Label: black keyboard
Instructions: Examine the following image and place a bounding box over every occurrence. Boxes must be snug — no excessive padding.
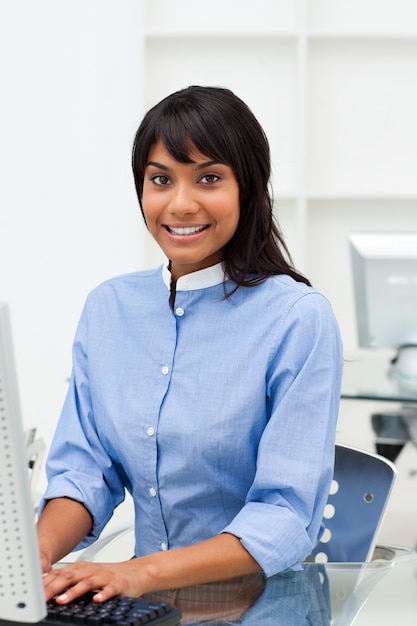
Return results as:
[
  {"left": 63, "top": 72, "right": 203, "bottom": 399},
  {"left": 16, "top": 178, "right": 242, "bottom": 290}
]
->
[{"left": 43, "top": 593, "right": 182, "bottom": 626}]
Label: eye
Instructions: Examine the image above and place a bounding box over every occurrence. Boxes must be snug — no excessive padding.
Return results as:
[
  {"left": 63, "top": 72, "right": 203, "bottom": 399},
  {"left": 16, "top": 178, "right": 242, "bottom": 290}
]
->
[
  {"left": 151, "top": 174, "right": 171, "bottom": 186},
  {"left": 200, "top": 174, "right": 219, "bottom": 184}
]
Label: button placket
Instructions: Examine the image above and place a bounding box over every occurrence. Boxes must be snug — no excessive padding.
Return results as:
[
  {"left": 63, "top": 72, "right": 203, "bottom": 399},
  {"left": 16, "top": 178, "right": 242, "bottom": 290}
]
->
[{"left": 149, "top": 301, "right": 185, "bottom": 553}]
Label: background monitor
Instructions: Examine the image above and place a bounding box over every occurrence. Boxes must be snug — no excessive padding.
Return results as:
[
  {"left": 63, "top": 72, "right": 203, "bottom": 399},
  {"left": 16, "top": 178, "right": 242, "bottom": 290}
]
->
[
  {"left": 0, "top": 302, "right": 46, "bottom": 623},
  {"left": 349, "top": 232, "right": 417, "bottom": 351}
]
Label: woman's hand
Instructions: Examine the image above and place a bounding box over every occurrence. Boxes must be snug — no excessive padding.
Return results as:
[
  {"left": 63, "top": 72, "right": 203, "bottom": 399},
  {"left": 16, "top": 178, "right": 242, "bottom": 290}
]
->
[
  {"left": 43, "top": 560, "right": 144, "bottom": 604},
  {"left": 42, "top": 534, "right": 261, "bottom": 605}
]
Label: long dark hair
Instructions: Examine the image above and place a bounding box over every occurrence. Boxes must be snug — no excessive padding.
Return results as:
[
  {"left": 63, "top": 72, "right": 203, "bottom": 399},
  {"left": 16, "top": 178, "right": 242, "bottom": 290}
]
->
[{"left": 132, "top": 86, "right": 311, "bottom": 290}]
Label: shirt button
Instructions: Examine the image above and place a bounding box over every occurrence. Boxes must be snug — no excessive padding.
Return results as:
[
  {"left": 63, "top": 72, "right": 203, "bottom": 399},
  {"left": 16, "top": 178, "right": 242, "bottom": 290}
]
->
[
  {"left": 175, "top": 307, "right": 184, "bottom": 317},
  {"left": 160, "top": 542, "right": 168, "bottom": 551},
  {"left": 146, "top": 426, "right": 155, "bottom": 436},
  {"left": 161, "top": 365, "right": 169, "bottom": 375},
  {"left": 149, "top": 487, "right": 157, "bottom": 497}
]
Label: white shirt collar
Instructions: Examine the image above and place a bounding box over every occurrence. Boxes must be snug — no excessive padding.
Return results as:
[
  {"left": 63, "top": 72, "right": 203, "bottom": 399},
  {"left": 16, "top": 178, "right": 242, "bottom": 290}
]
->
[{"left": 162, "top": 261, "right": 225, "bottom": 291}]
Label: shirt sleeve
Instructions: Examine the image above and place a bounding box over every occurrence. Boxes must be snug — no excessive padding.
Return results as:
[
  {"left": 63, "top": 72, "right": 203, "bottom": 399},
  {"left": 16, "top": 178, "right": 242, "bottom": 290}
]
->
[
  {"left": 38, "top": 296, "right": 126, "bottom": 549},
  {"left": 222, "top": 291, "right": 343, "bottom": 576}
]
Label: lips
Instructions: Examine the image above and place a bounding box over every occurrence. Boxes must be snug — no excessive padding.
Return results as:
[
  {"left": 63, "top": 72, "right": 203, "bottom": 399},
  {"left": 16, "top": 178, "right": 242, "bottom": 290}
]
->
[{"left": 165, "top": 225, "right": 209, "bottom": 236}]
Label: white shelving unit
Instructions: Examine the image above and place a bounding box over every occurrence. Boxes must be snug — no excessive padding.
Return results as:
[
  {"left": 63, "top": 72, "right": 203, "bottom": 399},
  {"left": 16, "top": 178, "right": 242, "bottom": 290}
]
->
[{"left": 139, "top": 0, "right": 417, "bottom": 350}]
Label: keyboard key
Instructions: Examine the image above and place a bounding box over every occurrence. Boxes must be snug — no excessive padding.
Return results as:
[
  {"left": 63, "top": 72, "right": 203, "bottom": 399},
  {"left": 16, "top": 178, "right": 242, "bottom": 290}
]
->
[{"left": 45, "top": 593, "right": 181, "bottom": 626}]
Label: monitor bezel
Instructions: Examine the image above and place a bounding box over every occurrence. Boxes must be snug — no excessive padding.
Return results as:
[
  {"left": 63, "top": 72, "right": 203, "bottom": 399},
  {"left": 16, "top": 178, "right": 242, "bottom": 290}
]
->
[
  {"left": 349, "top": 232, "right": 417, "bottom": 351},
  {"left": 0, "top": 302, "right": 46, "bottom": 623}
]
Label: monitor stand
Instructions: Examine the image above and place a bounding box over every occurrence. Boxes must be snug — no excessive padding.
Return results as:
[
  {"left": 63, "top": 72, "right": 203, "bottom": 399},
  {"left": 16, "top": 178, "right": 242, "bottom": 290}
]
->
[{"left": 388, "top": 344, "right": 417, "bottom": 396}]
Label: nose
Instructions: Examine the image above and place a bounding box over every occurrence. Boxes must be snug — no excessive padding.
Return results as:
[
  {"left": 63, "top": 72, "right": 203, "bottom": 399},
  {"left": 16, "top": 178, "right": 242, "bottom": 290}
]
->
[{"left": 168, "top": 182, "right": 200, "bottom": 216}]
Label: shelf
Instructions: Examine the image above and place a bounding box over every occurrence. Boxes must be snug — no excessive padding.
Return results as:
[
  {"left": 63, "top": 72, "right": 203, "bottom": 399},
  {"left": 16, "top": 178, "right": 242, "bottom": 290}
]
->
[
  {"left": 306, "top": 0, "right": 417, "bottom": 34},
  {"left": 306, "top": 194, "right": 417, "bottom": 202},
  {"left": 308, "top": 31, "right": 417, "bottom": 40},
  {"left": 306, "top": 39, "right": 417, "bottom": 195},
  {"left": 275, "top": 194, "right": 417, "bottom": 203},
  {"left": 144, "top": 29, "right": 298, "bottom": 40},
  {"left": 145, "top": 0, "right": 297, "bottom": 35},
  {"left": 144, "top": 29, "right": 417, "bottom": 41}
]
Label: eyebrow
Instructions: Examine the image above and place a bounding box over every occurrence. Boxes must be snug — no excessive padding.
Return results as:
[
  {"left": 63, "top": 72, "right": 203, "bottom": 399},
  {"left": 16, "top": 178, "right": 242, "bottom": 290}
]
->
[
  {"left": 146, "top": 159, "right": 222, "bottom": 171},
  {"left": 146, "top": 161, "right": 170, "bottom": 171}
]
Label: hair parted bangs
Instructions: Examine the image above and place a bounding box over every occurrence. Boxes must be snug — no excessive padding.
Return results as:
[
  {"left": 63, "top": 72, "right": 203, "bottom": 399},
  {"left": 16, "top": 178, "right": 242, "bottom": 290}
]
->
[{"left": 132, "top": 86, "right": 269, "bottom": 204}]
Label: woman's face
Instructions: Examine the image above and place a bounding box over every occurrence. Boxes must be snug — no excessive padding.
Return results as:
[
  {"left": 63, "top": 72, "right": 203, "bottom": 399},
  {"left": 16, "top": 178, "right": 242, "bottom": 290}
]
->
[{"left": 142, "top": 140, "right": 240, "bottom": 281}]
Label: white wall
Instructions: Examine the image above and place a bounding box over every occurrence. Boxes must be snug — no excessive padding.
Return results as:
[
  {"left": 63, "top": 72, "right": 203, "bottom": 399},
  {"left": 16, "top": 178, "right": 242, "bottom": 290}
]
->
[
  {"left": 1, "top": 1, "right": 417, "bottom": 525},
  {"left": 0, "top": 1, "right": 146, "bottom": 449}
]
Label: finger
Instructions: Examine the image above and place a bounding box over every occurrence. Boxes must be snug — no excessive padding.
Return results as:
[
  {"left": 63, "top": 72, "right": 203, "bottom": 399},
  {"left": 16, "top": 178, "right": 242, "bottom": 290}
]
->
[
  {"left": 54, "top": 578, "right": 102, "bottom": 605},
  {"left": 43, "top": 568, "right": 76, "bottom": 601},
  {"left": 43, "top": 565, "right": 93, "bottom": 601},
  {"left": 90, "top": 580, "right": 121, "bottom": 604},
  {"left": 50, "top": 567, "right": 120, "bottom": 605},
  {"left": 54, "top": 575, "right": 121, "bottom": 605}
]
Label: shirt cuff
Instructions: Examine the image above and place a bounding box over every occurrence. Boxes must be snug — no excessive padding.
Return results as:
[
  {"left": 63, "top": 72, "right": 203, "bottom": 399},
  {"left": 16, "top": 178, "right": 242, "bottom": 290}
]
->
[
  {"left": 38, "top": 477, "right": 117, "bottom": 550},
  {"left": 221, "top": 502, "right": 312, "bottom": 577}
]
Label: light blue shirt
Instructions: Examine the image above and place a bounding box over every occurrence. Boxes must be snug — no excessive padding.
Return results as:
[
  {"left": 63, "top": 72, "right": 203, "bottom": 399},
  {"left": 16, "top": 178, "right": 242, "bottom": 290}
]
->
[{"left": 41, "top": 263, "right": 343, "bottom": 577}]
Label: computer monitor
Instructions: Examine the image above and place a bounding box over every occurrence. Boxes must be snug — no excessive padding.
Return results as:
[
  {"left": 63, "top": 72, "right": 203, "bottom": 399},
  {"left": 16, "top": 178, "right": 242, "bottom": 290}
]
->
[
  {"left": 349, "top": 232, "right": 417, "bottom": 388},
  {"left": 0, "top": 302, "right": 46, "bottom": 623},
  {"left": 349, "top": 232, "right": 417, "bottom": 350}
]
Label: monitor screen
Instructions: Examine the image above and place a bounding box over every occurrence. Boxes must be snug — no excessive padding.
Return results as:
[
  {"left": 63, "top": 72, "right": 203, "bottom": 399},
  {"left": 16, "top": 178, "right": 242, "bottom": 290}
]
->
[
  {"left": 0, "top": 302, "right": 46, "bottom": 622},
  {"left": 349, "top": 232, "right": 417, "bottom": 351}
]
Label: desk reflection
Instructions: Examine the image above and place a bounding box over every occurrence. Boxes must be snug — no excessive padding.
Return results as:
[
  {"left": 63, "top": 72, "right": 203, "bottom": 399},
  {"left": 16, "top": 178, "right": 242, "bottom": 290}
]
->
[
  {"left": 145, "top": 567, "right": 329, "bottom": 625},
  {"left": 144, "top": 556, "right": 417, "bottom": 625}
]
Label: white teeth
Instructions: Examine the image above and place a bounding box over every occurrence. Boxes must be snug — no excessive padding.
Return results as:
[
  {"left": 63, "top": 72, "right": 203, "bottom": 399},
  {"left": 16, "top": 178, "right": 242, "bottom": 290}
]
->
[{"left": 168, "top": 225, "right": 206, "bottom": 235}]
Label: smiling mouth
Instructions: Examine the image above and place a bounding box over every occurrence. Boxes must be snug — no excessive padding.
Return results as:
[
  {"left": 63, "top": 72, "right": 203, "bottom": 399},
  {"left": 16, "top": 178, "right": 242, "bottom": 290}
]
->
[{"left": 165, "top": 225, "right": 209, "bottom": 236}]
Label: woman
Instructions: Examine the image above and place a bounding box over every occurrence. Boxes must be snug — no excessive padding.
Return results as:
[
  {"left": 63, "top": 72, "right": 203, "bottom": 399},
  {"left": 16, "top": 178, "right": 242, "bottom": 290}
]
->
[{"left": 37, "top": 86, "right": 343, "bottom": 604}]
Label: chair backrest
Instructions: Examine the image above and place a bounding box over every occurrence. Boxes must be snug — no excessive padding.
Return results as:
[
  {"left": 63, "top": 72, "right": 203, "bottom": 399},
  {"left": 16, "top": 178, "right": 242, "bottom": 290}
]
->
[
  {"left": 25, "top": 427, "right": 46, "bottom": 515},
  {"left": 312, "top": 443, "right": 397, "bottom": 563}
]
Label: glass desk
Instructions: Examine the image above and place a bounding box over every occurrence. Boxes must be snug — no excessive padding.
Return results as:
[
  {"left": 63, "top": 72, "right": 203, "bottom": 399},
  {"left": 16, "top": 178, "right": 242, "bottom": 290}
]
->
[
  {"left": 341, "top": 351, "right": 417, "bottom": 404},
  {"left": 341, "top": 351, "right": 417, "bottom": 452},
  {"left": 141, "top": 551, "right": 417, "bottom": 625}
]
